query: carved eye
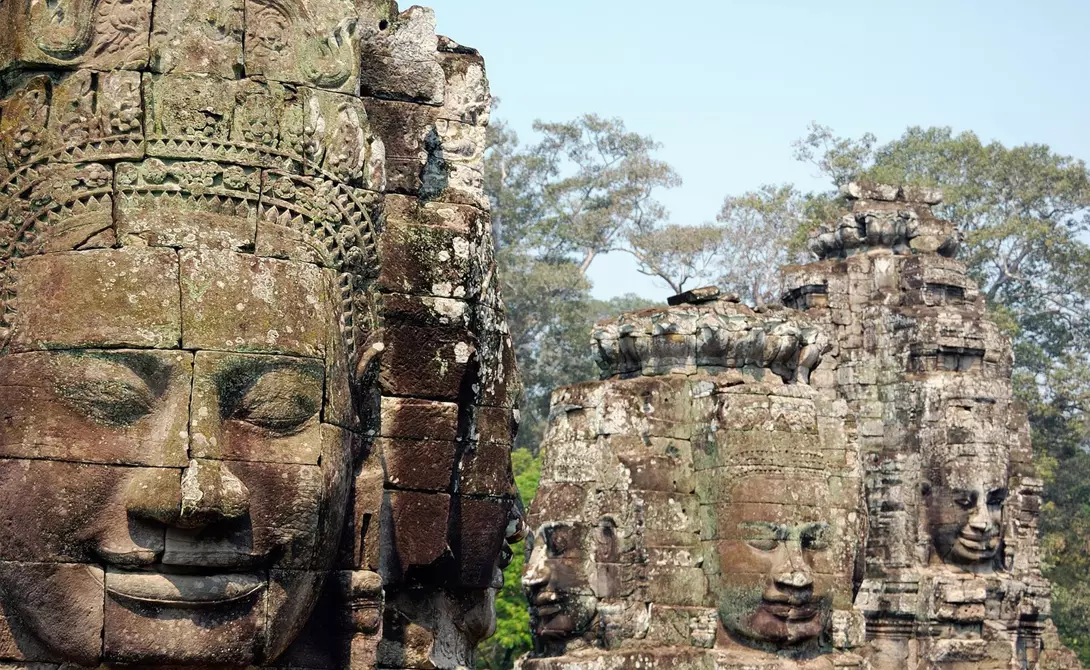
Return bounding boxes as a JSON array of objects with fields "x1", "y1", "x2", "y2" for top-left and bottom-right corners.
[
  {"x1": 232, "y1": 369, "x2": 322, "y2": 434},
  {"x1": 801, "y1": 525, "x2": 830, "y2": 551},
  {"x1": 62, "y1": 378, "x2": 154, "y2": 427},
  {"x1": 56, "y1": 357, "x2": 157, "y2": 427},
  {"x1": 954, "y1": 494, "x2": 975, "y2": 510},
  {"x1": 746, "y1": 538, "x2": 779, "y2": 552},
  {"x1": 986, "y1": 489, "x2": 1008, "y2": 507}
]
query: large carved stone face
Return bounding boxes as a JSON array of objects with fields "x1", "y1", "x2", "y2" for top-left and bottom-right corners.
[
  {"x1": 713, "y1": 471, "x2": 852, "y2": 651},
  {"x1": 925, "y1": 457, "x2": 1007, "y2": 568},
  {"x1": 523, "y1": 517, "x2": 607, "y2": 643},
  {"x1": 522, "y1": 477, "x2": 638, "y2": 648},
  {"x1": 0, "y1": 246, "x2": 357, "y2": 666}
]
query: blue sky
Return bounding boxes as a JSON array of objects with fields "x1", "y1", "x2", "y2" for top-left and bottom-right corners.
[{"x1": 426, "y1": 1, "x2": 1090, "y2": 301}]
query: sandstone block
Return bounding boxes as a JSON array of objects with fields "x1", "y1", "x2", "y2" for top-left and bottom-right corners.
[
  {"x1": 9, "y1": 248, "x2": 181, "y2": 352},
  {"x1": 180, "y1": 250, "x2": 334, "y2": 357}
]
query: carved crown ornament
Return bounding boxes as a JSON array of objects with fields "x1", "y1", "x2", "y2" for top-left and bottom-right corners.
[
  {"x1": 0, "y1": 64, "x2": 385, "y2": 357},
  {"x1": 807, "y1": 181, "x2": 962, "y2": 260},
  {"x1": 592, "y1": 296, "x2": 828, "y2": 384}
]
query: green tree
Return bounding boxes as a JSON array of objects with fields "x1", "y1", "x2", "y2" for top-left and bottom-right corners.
[
  {"x1": 714, "y1": 184, "x2": 806, "y2": 306},
  {"x1": 485, "y1": 114, "x2": 673, "y2": 450},
  {"x1": 477, "y1": 449, "x2": 542, "y2": 669}
]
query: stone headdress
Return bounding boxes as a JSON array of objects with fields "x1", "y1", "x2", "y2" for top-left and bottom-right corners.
[{"x1": 0, "y1": 0, "x2": 388, "y2": 357}]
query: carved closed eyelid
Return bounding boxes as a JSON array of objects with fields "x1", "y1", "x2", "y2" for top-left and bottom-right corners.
[
  {"x1": 740, "y1": 523, "x2": 783, "y2": 551},
  {"x1": 230, "y1": 369, "x2": 323, "y2": 433},
  {"x1": 745, "y1": 538, "x2": 780, "y2": 552},
  {"x1": 53, "y1": 354, "x2": 163, "y2": 427}
]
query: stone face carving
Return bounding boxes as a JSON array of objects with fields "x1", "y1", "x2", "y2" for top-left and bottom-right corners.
[
  {"x1": 524, "y1": 186, "x2": 1081, "y2": 669},
  {"x1": 0, "y1": 2, "x2": 522, "y2": 669}
]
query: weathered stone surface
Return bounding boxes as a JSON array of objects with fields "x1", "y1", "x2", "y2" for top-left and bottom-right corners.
[
  {"x1": 0, "y1": 0, "x2": 522, "y2": 666},
  {"x1": 525, "y1": 184, "x2": 1075, "y2": 669},
  {"x1": 9, "y1": 248, "x2": 181, "y2": 352},
  {"x1": 359, "y1": 6, "x2": 445, "y2": 104},
  {"x1": 460, "y1": 441, "x2": 517, "y2": 497},
  {"x1": 244, "y1": 0, "x2": 369, "y2": 93},
  {"x1": 180, "y1": 250, "x2": 334, "y2": 357},
  {"x1": 0, "y1": 0, "x2": 152, "y2": 72},
  {"x1": 103, "y1": 571, "x2": 264, "y2": 665},
  {"x1": 378, "y1": 195, "x2": 491, "y2": 300},
  {"x1": 382, "y1": 438, "x2": 458, "y2": 492},
  {"x1": 0, "y1": 350, "x2": 192, "y2": 466},
  {"x1": 149, "y1": 0, "x2": 244, "y2": 77},
  {"x1": 117, "y1": 159, "x2": 260, "y2": 250},
  {"x1": 188, "y1": 351, "x2": 327, "y2": 464},
  {"x1": 384, "y1": 490, "x2": 451, "y2": 574},
  {"x1": 0, "y1": 562, "x2": 104, "y2": 665}
]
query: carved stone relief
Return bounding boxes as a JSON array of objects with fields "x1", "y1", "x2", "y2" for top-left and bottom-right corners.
[
  {"x1": 0, "y1": 2, "x2": 522, "y2": 669},
  {"x1": 525, "y1": 186, "x2": 1080, "y2": 669}
]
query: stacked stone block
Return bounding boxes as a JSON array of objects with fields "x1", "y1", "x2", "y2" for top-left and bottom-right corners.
[
  {"x1": 522, "y1": 300, "x2": 868, "y2": 669},
  {"x1": 525, "y1": 183, "x2": 1081, "y2": 669}
]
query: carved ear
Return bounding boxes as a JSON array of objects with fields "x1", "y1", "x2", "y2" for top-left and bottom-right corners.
[{"x1": 353, "y1": 329, "x2": 385, "y2": 387}]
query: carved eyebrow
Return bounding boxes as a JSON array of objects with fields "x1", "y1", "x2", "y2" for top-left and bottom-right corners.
[
  {"x1": 799, "y1": 522, "x2": 829, "y2": 536},
  {"x1": 739, "y1": 522, "x2": 785, "y2": 538}
]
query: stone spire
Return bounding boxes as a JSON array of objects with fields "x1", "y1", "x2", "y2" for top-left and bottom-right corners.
[{"x1": 783, "y1": 183, "x2": 1061, "y2": 669}]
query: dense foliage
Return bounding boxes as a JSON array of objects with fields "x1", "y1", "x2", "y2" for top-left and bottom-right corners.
[{"x1": 476, "y1": 449, "x2": 542, "y2": 669}]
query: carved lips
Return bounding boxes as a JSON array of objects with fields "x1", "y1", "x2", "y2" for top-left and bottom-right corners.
[
  {"x1": 952, "y1": 528, "x2": 1000, "y2": 562},
  {"x1": 105, "y1": 568, "x2": 264, "y2": 608}
]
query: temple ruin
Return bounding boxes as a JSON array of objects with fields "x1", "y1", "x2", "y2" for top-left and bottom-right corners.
[
  {"x1": 522, "y1": 186, "x2": 1084, "y2": 669},
  {"x1": 0, "y1": 0, "x2": 1083, "y2": 667}
]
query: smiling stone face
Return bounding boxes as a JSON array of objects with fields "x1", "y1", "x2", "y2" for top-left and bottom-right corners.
[
  {"x1": 713, "y1": 470, "x2": 838, "y2": 649},
  {"x1": 698, "y1": 381, "x2": 862, "y2": 657},
  {"x1": 924, "y1": 459, "x2": 1007, "y2": 568},
  {"x1": 523, "y1": 516, "x2": 601, "y2": 643},
  {"x1": 0, "y1": 246, "x2": 358, "y2": 666}
]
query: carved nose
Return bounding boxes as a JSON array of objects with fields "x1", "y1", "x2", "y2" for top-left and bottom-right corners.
[
  {"x1": 177, "y1": 459, "x2": 250, "y2": 529},
  {"x1": 522, "y1": 545, "x2": 549, "y2": 590},
  {"x1": 968, "y1": 500, "x2": 993, "y2": 533}
]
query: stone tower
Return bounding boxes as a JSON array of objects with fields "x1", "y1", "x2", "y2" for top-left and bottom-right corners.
[
  {"x1": 782, "y1": 184, "x2": 1057, "y2": 668},
  {"x1": 522, "y1": 184, "x2": 1083, "y2": 669},
  {"x1": 0, "y1": 1, "x2": 522, "y2": 668}
]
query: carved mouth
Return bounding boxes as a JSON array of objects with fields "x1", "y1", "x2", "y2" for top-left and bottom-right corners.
[
  {"x1": 760, "y1": 601, "x2": 818, "y2": 622},
  {"x1": 105, "y1": 567, "x2": 265, "y2": 608},
  {"x1": 955, "y1": 534, "x2": 998, "y2": 557},
  {"x1": 532, "y1": 603, "x2": 562, "y2": 618}
]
